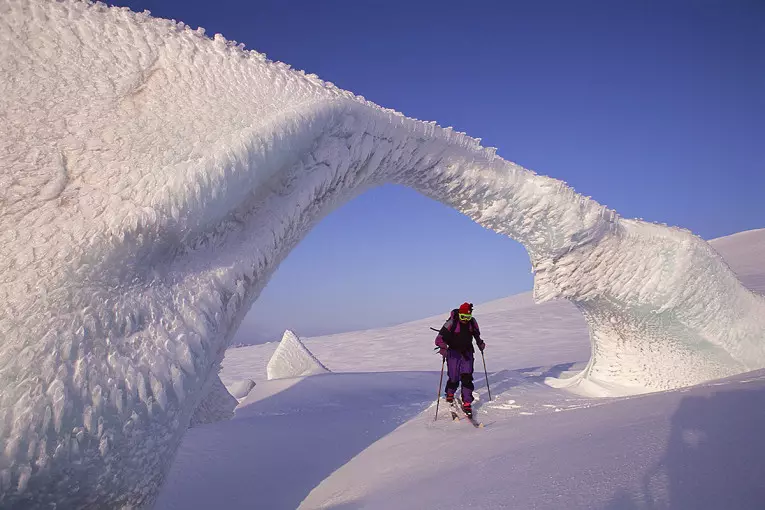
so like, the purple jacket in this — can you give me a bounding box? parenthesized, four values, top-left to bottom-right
(435, 309, 482, 353)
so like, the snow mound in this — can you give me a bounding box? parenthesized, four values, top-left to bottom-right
(267, 331, 330, 380)
(2, 1, 764, 507)
(227, 379, 257, 400)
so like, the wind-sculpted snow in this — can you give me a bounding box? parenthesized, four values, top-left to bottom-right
(267, 330, 330, 380)
(1, 0, 763, 507)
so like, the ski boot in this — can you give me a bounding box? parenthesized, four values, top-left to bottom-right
(462, 401, 473, 418)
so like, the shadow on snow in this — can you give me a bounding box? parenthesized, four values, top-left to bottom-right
(155, 371, 436, 510)
(604, 378, 765, 509)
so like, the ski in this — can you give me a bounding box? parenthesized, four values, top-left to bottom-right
(455, 398, 484, 428)
(447, 400, 461, 421)
(465, 414, 484, 428)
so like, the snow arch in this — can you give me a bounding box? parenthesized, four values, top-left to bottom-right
(1, 1, 764, 507)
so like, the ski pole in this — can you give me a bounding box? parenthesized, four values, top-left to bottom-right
(481, 350, 492, 401)
(434, 355, 445, 421)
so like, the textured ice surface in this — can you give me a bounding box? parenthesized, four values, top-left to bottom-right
(267, 331, 330, 380)
(1, 1, 764, 507)
(188, 376, 237, 428)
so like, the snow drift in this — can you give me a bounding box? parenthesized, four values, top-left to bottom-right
(1, 1, 763, 507)
(267, 330, 330, 380)
(227, 379, 256, 400)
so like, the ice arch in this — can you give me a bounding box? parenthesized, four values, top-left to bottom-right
(1, 1, 764, 507)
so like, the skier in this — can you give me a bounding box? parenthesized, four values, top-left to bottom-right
(434, 302, 485, 418)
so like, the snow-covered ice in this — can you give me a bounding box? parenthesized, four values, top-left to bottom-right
(226, 379, 256, 401)
(1, 0, 763, 507)
(188, 375, 237, 428)
(267, 330, 330, 380)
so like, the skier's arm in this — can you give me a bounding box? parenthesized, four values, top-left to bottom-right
(434, 314, 455, 350)
(471, 318, 485, 351)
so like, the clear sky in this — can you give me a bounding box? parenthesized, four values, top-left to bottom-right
(110, 0, 764, 343)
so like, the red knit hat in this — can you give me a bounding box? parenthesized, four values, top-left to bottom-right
(459, 302, 472, 314)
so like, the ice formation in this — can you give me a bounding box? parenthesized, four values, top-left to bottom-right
(1, 0, 763, 507)
(188, 376, 237, 428)
(227, 379, 256, 400)
(267, 331, 330, 380)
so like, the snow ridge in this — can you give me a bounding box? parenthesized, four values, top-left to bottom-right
(1, 1, 763, 507)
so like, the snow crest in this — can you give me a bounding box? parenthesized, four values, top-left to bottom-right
(267, 330, 330, 380)
(1, 1, 764, 507)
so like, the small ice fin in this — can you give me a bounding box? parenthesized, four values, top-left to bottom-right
(266, 330, 330, 380)
(227, 379, 256, 400)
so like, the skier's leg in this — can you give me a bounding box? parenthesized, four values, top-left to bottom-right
(445, 351, 459, 399)
(460, 373, 475, 403)
(459, 353, 475, 403)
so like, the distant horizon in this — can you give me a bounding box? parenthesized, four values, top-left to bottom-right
(109, 1, 765, 344)
(232, 225, 764, 346)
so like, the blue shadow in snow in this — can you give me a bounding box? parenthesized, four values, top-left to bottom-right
(605, 381, 765, 509)
(155, 371, 436, 510)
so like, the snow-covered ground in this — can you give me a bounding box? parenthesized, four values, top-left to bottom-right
(156, 229, 765, 509)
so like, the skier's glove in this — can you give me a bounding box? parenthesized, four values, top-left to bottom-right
(434, 346, 448, 357)
(477, 340, 486, 352)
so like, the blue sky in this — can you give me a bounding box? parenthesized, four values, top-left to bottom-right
(111, 0, 764, 343)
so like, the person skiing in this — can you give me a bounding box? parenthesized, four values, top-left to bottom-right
(434, 302, 485, 418)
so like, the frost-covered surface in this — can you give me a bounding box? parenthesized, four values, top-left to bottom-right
(542, 220, 765, 396)
(188, 376, 237, 428)
(267, 330, 330, 380)
(156, 230, 765, 510)
(1, 0, 763, 507)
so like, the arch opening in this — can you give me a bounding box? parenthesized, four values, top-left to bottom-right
(231, 182, 534, 346)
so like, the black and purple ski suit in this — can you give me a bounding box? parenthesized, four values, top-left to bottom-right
(434, 309, 484, 403)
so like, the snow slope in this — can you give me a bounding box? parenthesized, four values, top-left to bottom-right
(705, 229, 765, 293)
(156, 229, 765, 510)
(1, 0, 763, 507)
(299, 370, 765, 510)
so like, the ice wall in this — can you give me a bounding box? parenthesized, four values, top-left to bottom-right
(1, 1, 763, 507)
